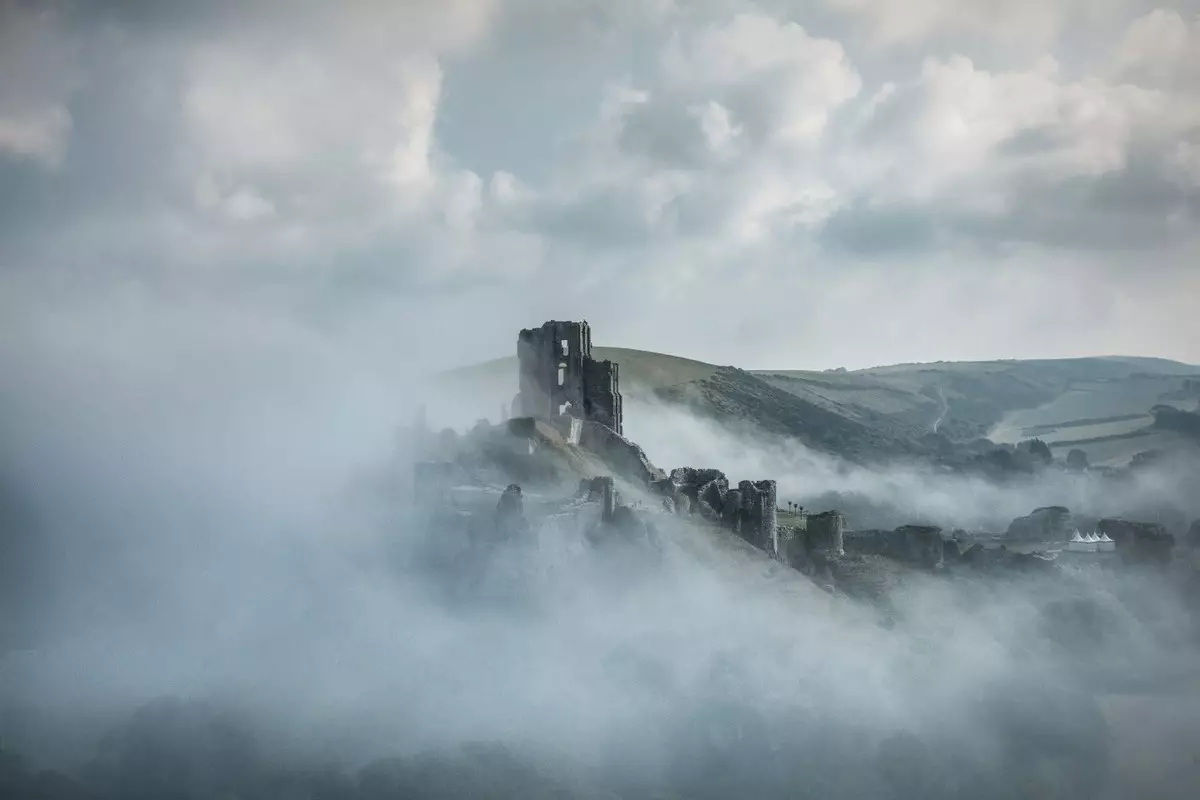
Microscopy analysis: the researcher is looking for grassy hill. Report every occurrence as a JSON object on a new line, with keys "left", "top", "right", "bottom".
{"left": 752, "top": 357, "right": 1200, "bottom": 465}
{"left": 438, "top": 347, "right": 719, "bottom": 396}
{"left": 434, "top": 349, "right": 1200, "bottom": 467}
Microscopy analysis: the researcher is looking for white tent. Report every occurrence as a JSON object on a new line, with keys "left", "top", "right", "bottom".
{"left": 1067, "top": 530, "right": 1090, "bottom": 552}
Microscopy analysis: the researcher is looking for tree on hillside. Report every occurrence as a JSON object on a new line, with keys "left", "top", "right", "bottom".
{"left": 1024, "top": 438, "right": 1053, "bottom": 465}
{"left": 1066, "top": 449, "right": 1089, "bottom": 472}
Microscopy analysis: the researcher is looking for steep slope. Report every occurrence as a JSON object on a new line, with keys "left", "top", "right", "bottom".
{"left": 655, "top": 368, "right": 929, "bottom": 462}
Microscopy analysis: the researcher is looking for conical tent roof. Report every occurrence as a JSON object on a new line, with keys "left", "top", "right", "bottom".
{"left": 1070, "top": 530, "right": 1085, "bottom": 542}
{"left": 1099, "top": 532, "right": 1113, "bottom": 542}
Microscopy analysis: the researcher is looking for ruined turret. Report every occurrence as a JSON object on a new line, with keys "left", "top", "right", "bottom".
{"left": 515, "top": 320, "right": 623, "bottom": 435}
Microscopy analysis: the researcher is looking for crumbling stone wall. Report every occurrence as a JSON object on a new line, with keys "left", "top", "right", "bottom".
{"left": 738, "top": 479, "right": 778, "bottom": 553}
{"left": 896, "top": 525, "right": 945, "bottom": 569}
{"left": 582, "top": 357, "right": 622, "bottom": 435}
{"left": 844, "top": 525, "right": 945, "bottom": 569}
{"left": 664, "top": 467, "right": 780, "bottom": 557}
{"left": 580, "top": 421, "right": 665, "bottom": 486}
{"left": 515, "top": 320, "right": 624, "bottom": 435}
{"left": 806, "top": 511, "right": 845, "bottom": 556}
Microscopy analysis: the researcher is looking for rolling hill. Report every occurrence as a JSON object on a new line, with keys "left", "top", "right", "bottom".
{"left": 431, "top": 349, "right": 1200, "bottom": 467}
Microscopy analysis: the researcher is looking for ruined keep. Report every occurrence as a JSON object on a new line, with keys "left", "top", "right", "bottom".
{"left": 516, "top": 320, "right": 623, "bottom": 435}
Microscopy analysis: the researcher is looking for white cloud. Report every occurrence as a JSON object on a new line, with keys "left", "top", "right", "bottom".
{"left": 661, "top": 13, "right": 862, "bottom": 147}
{"left": 825, "top": 0, "right": 1089, "bottom": 46}
{"left": 832, "top": 43, "right": 1200, "bottom": 249}
{"left": 183, "top": 47, "right": 444, "bottom": 202}
{"left": 0, "top": 0, "right": 1198, "bottom": 368}
{"left": 223, "top": 186, "right": 278, "bottom": 222}
{"left": 911, "top": 55, "right": 1147, "bottom": 183}
{"left": 1112, "top": 7, "right": 1199, "bottom": 84}
{"left": 524, "top": 12, "right": 860, "bottom": 258}
{"left": 171, "top": 15, "right": 543, "bottom": 284}
{"left": 0, "top": 5, "right": 78, "bottom": 168}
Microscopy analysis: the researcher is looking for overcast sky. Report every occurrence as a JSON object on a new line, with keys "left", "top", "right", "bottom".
{"left": 1, "top": 0, "right": 1198, "bottom": 372}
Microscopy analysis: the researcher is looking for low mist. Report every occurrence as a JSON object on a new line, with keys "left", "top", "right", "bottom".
{"left": 625, "top": 394, "right": 1200, "bottom": 533}
{"left": 3, "top": 314, "right": 1200, "bottom": 799}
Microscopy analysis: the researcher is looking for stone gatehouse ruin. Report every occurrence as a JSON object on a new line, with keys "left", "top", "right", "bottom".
{"left": 515, "top": 320, "right": 623, "bottom": 435}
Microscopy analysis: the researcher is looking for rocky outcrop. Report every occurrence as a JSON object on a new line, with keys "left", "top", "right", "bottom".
{"left": 1006, "top": 506, "right": 1071, "bottom": 541}
{"left": 1097, "top": 518, "right": 1175, "bottom": 565}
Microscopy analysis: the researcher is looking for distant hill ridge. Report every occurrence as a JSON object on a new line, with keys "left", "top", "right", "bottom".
{"left": 436, "top": 349, "right": 1200, "bottom": 467}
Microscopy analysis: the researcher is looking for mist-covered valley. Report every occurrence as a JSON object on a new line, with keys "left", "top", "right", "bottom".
{"left": 3, "top": 1, "right": 1200, "bottom": 794}
{"left": 3, "top": 313, "right": 1200, "bottom": 800}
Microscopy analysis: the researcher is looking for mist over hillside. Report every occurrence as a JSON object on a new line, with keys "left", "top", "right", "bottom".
{"left": 4, "top": 0, "right": 1200, "bottom": 796}
{"left": 3, "top": 320, "right": 1200, "bottom": 799}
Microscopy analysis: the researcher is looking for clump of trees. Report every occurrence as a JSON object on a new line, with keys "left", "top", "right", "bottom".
{"left": 1151, "top": 405, "right": 1200, "bottom": 438}
{"left": 1023, "top": 438, "right": 1053, "bottom": 466}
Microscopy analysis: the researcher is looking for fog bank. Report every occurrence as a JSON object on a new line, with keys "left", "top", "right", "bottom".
{"left": 2, "top": 312, "right": 1200, "bottom": 799}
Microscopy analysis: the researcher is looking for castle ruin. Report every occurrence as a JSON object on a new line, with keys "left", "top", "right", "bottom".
{"left": 515, "top": 320, "right": 623, "bottom": 435}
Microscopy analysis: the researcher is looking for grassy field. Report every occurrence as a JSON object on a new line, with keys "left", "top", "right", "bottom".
{"left": 988, "top": 376, "right": 1190, "bottom": 442}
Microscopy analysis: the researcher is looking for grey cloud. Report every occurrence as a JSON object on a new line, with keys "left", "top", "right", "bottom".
{"left": 953, "top": 144, "right": 1200, "bottom": 251}
{"left": 527, "top": 184, "right": 664, "bottom": 248}
{"left": 0, "top": 0, "right": 1198, "bottom": 370}
{"left": 617, "top": 96, "right": 723, "bottom": 168}
{"left": 818, "top": 199, "right": 939, "bottom": 255}
{"left": 820, "top": 150, "right": 1200, "bottom": 257}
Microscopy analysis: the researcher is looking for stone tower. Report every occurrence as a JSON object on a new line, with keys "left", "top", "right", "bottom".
{"left": 515, "top": 320, "right": 623, "bottom": 435}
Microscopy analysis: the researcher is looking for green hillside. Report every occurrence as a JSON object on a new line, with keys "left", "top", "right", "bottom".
{"left": 434, "top": 348, "right": 1200, "bottom": 467}
{"left": 754, "top": 357, "right": 1200, "bottom": 464}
